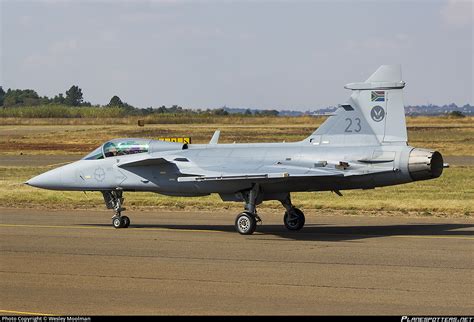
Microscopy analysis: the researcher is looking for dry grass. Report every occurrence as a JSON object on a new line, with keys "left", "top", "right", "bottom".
{"left": 1, "top": 114, "right": 472, "bottom": 126}
{"left": 0, "top": 115, "right": 324, "bottom": 126}
{"left": 1, "top": 116, "right": 472, "bottom": 156}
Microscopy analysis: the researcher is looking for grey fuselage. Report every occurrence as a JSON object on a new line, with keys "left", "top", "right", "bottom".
{"left": 27, "top": 139, "right": 441, "bottom": 203}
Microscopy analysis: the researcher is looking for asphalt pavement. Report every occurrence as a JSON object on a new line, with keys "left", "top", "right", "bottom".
{"left": 0, "top": 208, "right": 473, "bottom": 315}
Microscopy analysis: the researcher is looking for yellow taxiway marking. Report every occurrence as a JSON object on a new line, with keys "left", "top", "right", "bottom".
{"left": 0, "top": 309, "right": 56, "bottom": 316}
{"left": 0, "top": 223, "right": 472, "bottom": 240}
{"left": 46, "top": 161, "right": 73, "bottom": 167}
{"left": 391, "top": 235, "right": 474, "bottom": 240}
{"left": 301, "top": 233, "right": 474, "bottom": 241}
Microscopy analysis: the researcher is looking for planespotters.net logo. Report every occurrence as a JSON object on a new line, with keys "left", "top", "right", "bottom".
{"left": 402, "top": 317, "right": 474, "bottom": 322}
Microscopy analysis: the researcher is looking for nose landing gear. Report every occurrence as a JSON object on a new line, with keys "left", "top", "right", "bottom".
{"left": 234, "top": 184, "right": 263, "bottom": 235}
{"left": 102, "top": 190, "right": 131, "bottom": 229}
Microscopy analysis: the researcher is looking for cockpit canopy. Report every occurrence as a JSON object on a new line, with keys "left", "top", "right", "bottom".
{"left": 83, "top": 139, "right": 150, "bottom": 160}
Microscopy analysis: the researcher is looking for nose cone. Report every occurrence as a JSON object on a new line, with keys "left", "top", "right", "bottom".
{"left": 26, "top": 167, "right": 63, "bottom": 190}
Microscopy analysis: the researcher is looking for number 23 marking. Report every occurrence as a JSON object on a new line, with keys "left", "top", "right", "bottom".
{"left": 345, "top": 118, "right": 361, "bottom": 133}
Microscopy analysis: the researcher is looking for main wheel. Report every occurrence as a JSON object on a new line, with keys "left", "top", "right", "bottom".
{"left": 121, "top": 216, "right": 130, "bottom": 228}
{"left": 235, "top": 212, "right": 257, "bottom": 235}
{"left": 283, "top": 208, "right": 305, "bottom": 231}
{"left": 112, "top": 217, "right": 123, "bottom": 229}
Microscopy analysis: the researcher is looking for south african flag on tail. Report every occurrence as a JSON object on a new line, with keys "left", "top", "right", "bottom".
{"left": 371, "top": 91, "right": 385, "bottom": 102}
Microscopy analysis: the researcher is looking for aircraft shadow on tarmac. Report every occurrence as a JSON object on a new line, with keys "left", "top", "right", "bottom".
{"left": 80, "top": 223, "right": 474, "bottom": 242}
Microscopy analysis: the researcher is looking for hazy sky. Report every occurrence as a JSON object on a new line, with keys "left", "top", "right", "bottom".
{"left": 1, "top": 0, "right": 473, "bottom": 110}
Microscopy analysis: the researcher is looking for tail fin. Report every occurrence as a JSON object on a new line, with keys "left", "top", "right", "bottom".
{"left": 307, "top": 65, "right": 407, "bottom": 146}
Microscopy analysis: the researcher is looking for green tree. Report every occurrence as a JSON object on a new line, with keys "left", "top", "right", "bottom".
{"left": 213, "top": 108, "right": 229, "bottom": 116}
{"left": 108, "top": 95, "right": 123, "bottom": 107}
{"left": 260, "top": 109, "right": 279, "bottom": 116}
{"left": 65, "top": 85, "right": 83, "bottom": 106}
{"left": 449, "top": 111, "right": 465, "bottom": 118}
{"left": 39, "top": 96, "right": 51, "bottom": 104}
{"left": 0, "top": 86, "right": 5, "bottom": 106}
{"left": 156, "top": 105, "right": 167, "bottom": 113}
{"left": 169, "top": 105, "right": 183, "bottom": 113}
{"left": 53, "top": 93, "right": 66, "bottom": 104}
{"left": 3, "top": 89, "right": 16, "bottom": 106}
{"left": 3, "top": 89, "right": 40, "bottom": 106}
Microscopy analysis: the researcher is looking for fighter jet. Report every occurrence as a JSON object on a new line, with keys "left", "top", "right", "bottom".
{"left": 26, "top": 65, "right": 446, "bottom": 234}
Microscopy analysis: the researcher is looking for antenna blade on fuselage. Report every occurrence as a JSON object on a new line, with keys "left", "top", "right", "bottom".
{"left": 209, "top": 130, "right": 220, "bottom": 144}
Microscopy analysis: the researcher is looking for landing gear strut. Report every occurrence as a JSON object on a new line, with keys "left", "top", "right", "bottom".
{"left": 102, "top": 190, "right": 131, "bottom": 229}
{"left": 281, "top": 195, "right": 305, "bottom": 231}
{"left": 234, "top": 184, "right": 261, "bottom": 235}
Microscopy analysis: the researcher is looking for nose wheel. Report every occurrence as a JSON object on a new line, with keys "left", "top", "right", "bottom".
{"left": 121, "top": 216, "right": 130, "bottom": 228}
{"left": 112, "top": 215, "right": 130, "bottom": 229}
{"left": 102, "top": 190, "right": 131, "bottom": 229}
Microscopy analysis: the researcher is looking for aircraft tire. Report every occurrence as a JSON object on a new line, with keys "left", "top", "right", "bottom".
{"left": 112, "top": 217, "right": 123, "bottom": 229}
{"left": 235, "top": 212, "right": 257, "bottom": 235}
{"left": 283, "top": 208, "right": 305, "bottom": 231}
{"left": 122, "top": 216, "right": 130, "bottom": 228}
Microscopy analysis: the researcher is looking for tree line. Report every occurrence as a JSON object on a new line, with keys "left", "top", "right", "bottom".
{"left": 0, "top": 86, "right": 280, "bottom": 117}
{"left": 0, "top": 85, "right": 129, "bottom": 109}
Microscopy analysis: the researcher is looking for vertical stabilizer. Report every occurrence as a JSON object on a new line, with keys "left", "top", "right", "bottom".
{"left": 307, "top": 65, "right": 407, "bottom": 146}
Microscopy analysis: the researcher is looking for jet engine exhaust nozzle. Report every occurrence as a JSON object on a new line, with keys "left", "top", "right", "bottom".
{"left": 408, "top": 148, "right": 444, "bottom": 181}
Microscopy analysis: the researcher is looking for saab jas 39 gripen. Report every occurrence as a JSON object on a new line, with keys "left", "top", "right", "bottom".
{"left": 26, "top": 65, "right": 446, "bottom": 234}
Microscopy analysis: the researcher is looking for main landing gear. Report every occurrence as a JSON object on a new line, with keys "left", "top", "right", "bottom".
{"left": 282, "top": 197, "right": 305, "bottom": 231}
{"left": 235, "top": 212, "right": 258, "bottom": 235}
{"left": 234, "top": 185, "right": 305, "bottom": 235}
{"left": 234, "top": 184, "right": 262, "bottom": 235}
{"left": 102, "top": 190, "right": 131, "bottom": 229}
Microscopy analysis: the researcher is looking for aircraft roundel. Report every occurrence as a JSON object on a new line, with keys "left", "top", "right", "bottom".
{"left": 370, "top": 105, "right": 385, "bottom": 122}
{"left": 94, "top": 167, "right": 106, "bottom": 182}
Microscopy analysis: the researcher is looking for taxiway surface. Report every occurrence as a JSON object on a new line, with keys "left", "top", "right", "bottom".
{"left": 1, "top": 208, "right": 473, "bottom": 315}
